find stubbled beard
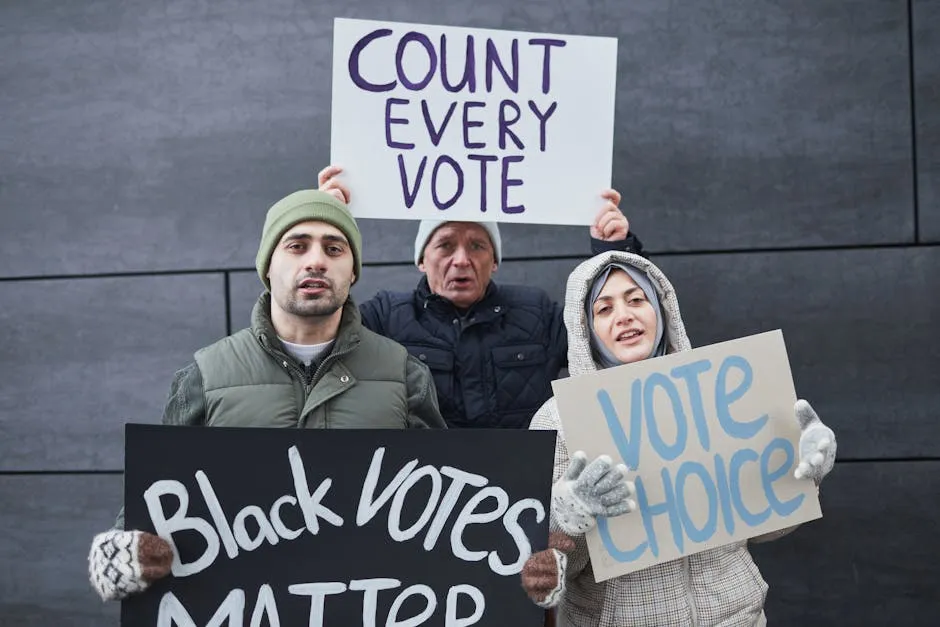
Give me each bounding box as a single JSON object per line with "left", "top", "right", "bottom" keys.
{"left": 284, "top": 291, "right": 343, "bottom": 317}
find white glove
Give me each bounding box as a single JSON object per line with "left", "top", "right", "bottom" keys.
{"left": 793, "top": 399, "right": 837, "bottom": 484}
{"left": 88, "top": 529, "right": 173, "bottom": 601}
{"left": 551, "top": 451, "right": 636, "bottom": 535}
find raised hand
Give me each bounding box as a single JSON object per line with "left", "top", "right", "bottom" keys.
{"left": 317, "top": 164, "right": 351, "bottom": 204}
{"left": 590, "top": 189, "right": 628, "bottom": 241}
{"left": 88, "top": 529, "right": 173, "bottom": 601}
{"left": 793, "top": 399, "right": 837, "bottom": 484}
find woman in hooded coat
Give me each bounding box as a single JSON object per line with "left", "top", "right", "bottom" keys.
{"left": 520, "top": 250, "right": 837, "bottom": 626}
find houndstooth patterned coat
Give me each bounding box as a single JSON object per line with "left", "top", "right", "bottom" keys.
{"left": 530, "top": 251, "right": 788, "bottom": 627}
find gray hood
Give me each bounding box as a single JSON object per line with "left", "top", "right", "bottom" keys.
{"left": 564, "top": 251, "right": 692, "bottom": 377}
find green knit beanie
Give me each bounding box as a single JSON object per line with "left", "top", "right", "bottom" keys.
{"left": 255, "top": 189, "right": 362, "bottom": 289}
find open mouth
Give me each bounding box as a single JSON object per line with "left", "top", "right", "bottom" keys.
{"left": 298, "top": 278, "right": 329, "bottom": 289}
{"left": 448, "top": 276, "right": 474, "bottom": 289}
{"left": 616, "top": 329, "right": 644, "bottom": 342}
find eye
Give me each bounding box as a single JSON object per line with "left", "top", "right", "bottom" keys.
{"left": 286, "top": 242, "right": 305, "bottom": 252}
{"left": 471, "top": 241, "right": 487, "bottom": 251}
{"left": 595, "top": 305, "right": 611, "bottom": 315}
{"left": 326, "top": 244, "right": 344, "bottom": 255}
{"left": 628, "top": 295, "right": 647, "bottom": 305}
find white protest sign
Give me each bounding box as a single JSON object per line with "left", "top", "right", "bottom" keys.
{"left": 330, "top": 17, "right": 617, "bottom": 225}
{"left": 552, "top": 330, "right": 822, "bottom": 582}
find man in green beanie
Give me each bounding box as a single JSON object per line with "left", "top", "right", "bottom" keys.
{"left": 86, "top": 189, "right": 446, "bottom": 603}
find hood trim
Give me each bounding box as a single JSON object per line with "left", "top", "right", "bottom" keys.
{"left": 564, "top": 251, "right": 692, "bottom": 377}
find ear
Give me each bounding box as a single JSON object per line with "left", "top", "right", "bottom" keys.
{"left": 417, "top": 261, "right": 428, "bottom": 274}
{"left": 491, "top": 261, "right": 498, "bottom": 273}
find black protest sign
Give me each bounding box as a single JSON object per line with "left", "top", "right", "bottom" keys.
{"left": 121, "top": 424, "right": 555, "bottom": 626}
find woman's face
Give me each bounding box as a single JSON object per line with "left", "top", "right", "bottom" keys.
{"left": 591, "top": 269, "right": 659, "bottom": 365}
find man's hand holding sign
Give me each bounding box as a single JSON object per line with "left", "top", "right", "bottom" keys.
{"left": 317, "top": 164, "right": 630, "bottom": 243}
{"left": 93, "top": 429, "right": 555, "bottom": 626}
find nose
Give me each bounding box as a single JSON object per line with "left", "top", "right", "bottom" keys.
{"left": 451, "top": 245, "right": 471, "bottom": 266}
{"left": 302, "top": 247, "right": 329, "bottom": 273}
{"left": 613, "top": 303, "right": 635, "bottom": 325}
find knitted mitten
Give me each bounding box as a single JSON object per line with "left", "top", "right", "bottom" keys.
{"left": 88, "top": 530, "right": 173, "bottom": 601}
{"left": 551, "top": 451, "right": 636, "bottom": 535}
{"left": 521, "top": 531, "right": 576, "bottom": 608}
{"left": 793, "top": 399, "right": 837, "bottom": 484}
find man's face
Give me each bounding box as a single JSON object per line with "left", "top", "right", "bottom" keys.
{"left": 418, "top": 222, "right": 497, "bottom": 309}
{"left": 267, "top": 220, "right": 355, "bottom": 320}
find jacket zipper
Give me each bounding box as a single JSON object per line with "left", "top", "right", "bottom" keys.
{"left": 683, "top": 556, "right": 699, "bottom": 626}
{"left": 261, "top": 346, "right": 307, "bottom": 425}
{"left": 259, "top": 341, "right": 355, "bottom": 427}
{"left": 306, "top": 344, "right": 357, "bottom": 428}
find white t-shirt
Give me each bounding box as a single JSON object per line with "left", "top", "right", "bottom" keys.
{"left": 278, "top": 337, "right": 335, "bottom": 367}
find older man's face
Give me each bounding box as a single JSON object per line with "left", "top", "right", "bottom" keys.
{"left": 418, "top": 222, "right": 497, "bottom": 309}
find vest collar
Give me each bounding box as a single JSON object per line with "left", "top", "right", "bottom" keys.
{"left": 252, "top": 291, "right": 362, "bottom": 358}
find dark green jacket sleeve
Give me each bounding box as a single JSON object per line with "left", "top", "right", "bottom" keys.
{"left": 113, "top": 362, "right": 206, "bottom": 529}
{"left": 404, "top": 354, "right": 447, "bottom": 429}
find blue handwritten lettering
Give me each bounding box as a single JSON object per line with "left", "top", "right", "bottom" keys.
{"left": 715, "top": 356, "right": 768, "bottom": 439}
{"left": 761, "top": 437, "right": 804, "bottom": 516}
{"left": 670, "top": 359, "right": 713, "bottom": 451}
{"left": 643, "top": 373, "right": 688, "bottom": 462}
{"left": 675, "top": 461, "right": 718, "bottom": 543}
{"left": 596, "top": 382, "right": 642, "bottom": 470}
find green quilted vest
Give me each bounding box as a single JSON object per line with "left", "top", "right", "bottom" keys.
{"left": 194, "top": 294, "right": 410, "bottom": 430}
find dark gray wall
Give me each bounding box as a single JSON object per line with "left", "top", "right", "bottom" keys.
{"left": 1, "top": 1, "right": 937, "bottom": 625}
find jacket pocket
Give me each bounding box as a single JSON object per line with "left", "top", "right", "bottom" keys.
{"left": 405, "top": 345, "right": 456, "bottom": 404}
{"left": 490, "top": 344, "right": 551, "bottom": 421}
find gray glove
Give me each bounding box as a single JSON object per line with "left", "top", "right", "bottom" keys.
{"left": 793, "top": 399, "right": 837, "bottom": 484}
{"left": 551, "top": 451, "right": 636, "bottom": 535}
{"left": 88, "top": 529, "right": 174, "bottom": 601}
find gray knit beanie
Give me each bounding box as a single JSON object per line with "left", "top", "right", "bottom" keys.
{"left": 413, "top": 220, "right": 502, "bottom": 266}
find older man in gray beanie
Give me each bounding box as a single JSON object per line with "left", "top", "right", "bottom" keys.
{"left": 317, "top": 165, "right": 646, "bottom": 432}
{"left": 86, "top": 188, "right": 446, "bottom": 603}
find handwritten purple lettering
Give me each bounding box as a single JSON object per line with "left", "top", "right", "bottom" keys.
{"left": 348, "top": 27, "right": 570, "bottom": 215}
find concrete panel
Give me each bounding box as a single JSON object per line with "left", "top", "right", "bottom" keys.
{"left": 0, "top": 0, "right": 606, "bottom": 279}
{"left": 0, "top": 0, "right": 914, "bottom": 280}
{"left": 751, "top": 461, "right": 940, "bottom": 626}
{"left": 611, "top": 0, "right": 913, "bottom": 250}
{"left": 914, "top": 0, "right": 940, "bottom": 240}
{"left": 656, "top": 247, "right": 940, "bottom": 460}
{"left": 0, "top": 274, "right": 227, "bottom": 471}
{"left": 0, "top": 474, "right": 122, "bottom": 627}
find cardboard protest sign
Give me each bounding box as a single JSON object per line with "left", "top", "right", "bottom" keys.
{"left": 121, "top": 426, "right": 555, "bottom": 626}
{"left": 552, "top": 330, "right": 822, "bottom": 582}
{"left": 330, "top": 17, "right": 618, "bottom": 225}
